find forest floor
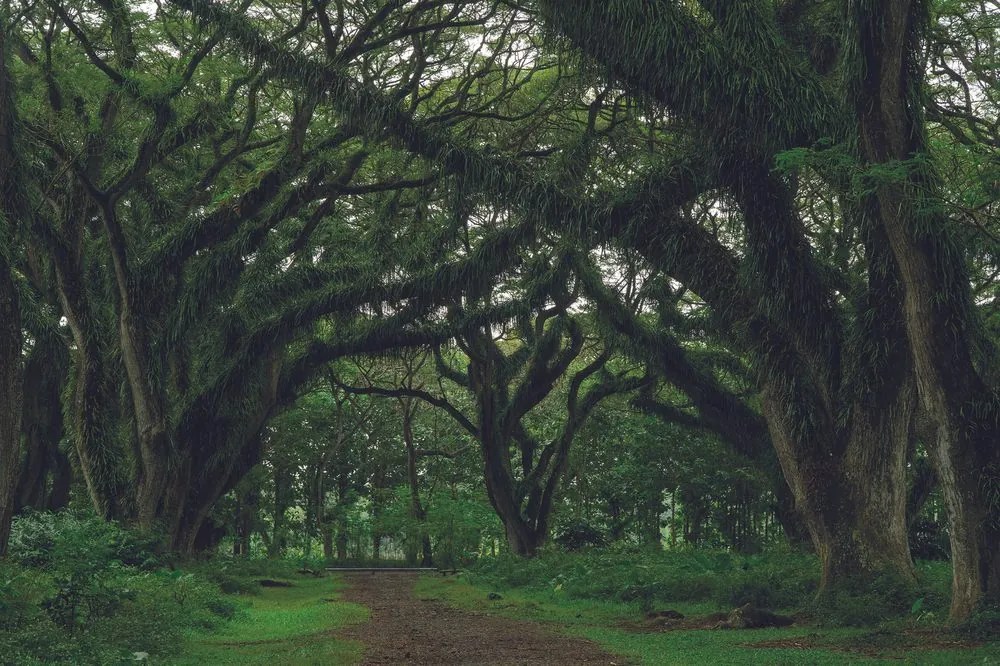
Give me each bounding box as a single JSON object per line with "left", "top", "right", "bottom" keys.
{"left": 171, "top": 574, "right": 367, "bottom": 664}
{"left": 337, "top": 572, "right": 622, "bottom": 664}
{"left": 416, "top": 576, "right": 1000, "bottom": 665}
{"left": 169, "top": 570, "right": 1000, "bottom": 665}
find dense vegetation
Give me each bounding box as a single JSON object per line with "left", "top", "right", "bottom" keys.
{"left": 0, "top": 0, "right": 998, "bottom": 662}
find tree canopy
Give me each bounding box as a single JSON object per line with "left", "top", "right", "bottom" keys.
{"left": 0, "top": 0, "right": 998, "bottom": 624}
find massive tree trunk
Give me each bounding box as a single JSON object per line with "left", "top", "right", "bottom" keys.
{"left": 477, "top": 399, "right": 543, "bottom": 556}
{"left": 852, "top": 0, "right": 1000, "bottom": 619}
{"left": 759, "top": 210, "right": 918, "bottom": 595}
{"left": 164, "top": 357, "right": 278, "bottom": 554}
{"left": 764, "top": 388, "right": 916, "bottom": 592}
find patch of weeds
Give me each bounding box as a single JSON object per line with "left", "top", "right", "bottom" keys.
{"left": 955, "top": 604, "right": 1000, "bottom": 641}
{"left": 810, "top": 573, "right": 920, "bottom": 627}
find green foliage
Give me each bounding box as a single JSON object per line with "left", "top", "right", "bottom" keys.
{"left": 809, "top": 572, "right": 922, "bottom": 627}
{"left": 0, "top": 512, "right": 243, "bottom": 664}
{"left": 469, "top": 548, "right": 818, "bottom": 612}
{"left": 420, "top": 575, "right": 1000, "bottom": 665}
{"left": 955, "top": 604, "right": 1000, "bottom": 641}
{"left": 554, "top": 521, "right": 607, "bottom": 550}
{"left": 469, "top": 548, "right": 956, "bottom": 626}
{"left": 9, "top": 510, "right": 162, "bottom": 570}
{"left": 171, "top": 575, "right": 366, "bottom": 665}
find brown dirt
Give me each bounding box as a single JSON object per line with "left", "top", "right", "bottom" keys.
{"left": 336, "top": 573, "right": 626, "bottom": 665}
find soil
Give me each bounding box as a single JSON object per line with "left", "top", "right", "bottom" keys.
{"left": 336, "top": 573, "right": 625, "bottom": 665}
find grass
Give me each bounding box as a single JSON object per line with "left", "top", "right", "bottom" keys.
{"left": 417, "top": 575, "right": 1000, "bottom": 665}
{"left": 170, "top": 574, "right": 367, "bottom": 665}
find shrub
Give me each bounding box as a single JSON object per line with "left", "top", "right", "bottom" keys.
{"left": 809, "top": 572, "right": 920, "bottom": 627}
{"left": 0, "top": 511, "right": 242, "bottom": 663}
{"left": 555, "top": 521, "right": 606, "bottom": 550}
{"left": 8, "top": 510, "right": 162, "bottom": 571}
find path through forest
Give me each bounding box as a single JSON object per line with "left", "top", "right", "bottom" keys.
{"left": 337, "top": 573, "right": 624, "bottom": 665}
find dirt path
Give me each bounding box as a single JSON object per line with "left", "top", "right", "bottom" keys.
{"left": 337, "top": 573, "right": 624, "bottom": 665}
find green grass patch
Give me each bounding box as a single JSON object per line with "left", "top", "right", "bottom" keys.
{"left": 170, "top": 574, "right": 367, "bottom": 665}
{"left": 419, "top": 574, "right": 1000, "bottom": 665}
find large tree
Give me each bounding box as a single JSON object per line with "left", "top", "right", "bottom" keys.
{"left": 167, "top": 0, "right": 1000, "bottom": 616}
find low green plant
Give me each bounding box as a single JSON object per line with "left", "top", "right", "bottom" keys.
{"left": 955, "top": 604, "right": 1000, "bottom": 641}
{"left": 468, "top": 547, "right": 950, "bottom": 625}
{"left": 0, "top": 511, "right": 245, "bottom": 663}
{"left": 469, "top": 548, "right": 805, "bottom": 609}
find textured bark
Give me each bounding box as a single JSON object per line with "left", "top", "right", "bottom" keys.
{"left": 101, "top": 202, "right": 170, "bottom": 530}
{"left": 118, "top": 302, "right": 171, "bottom": 529}
{"left": 476, "top": 395, "right": 542, "bottom": 556}
{"left": 852, "top": 0, "right": 1000, "bottom": 619}
{"left": 233, "top": 488, "right": 258, "bottom": 557}
{"left": 178, "top": 428, "right": 267, "bottom": 553}
{"left": 165, "top": 357, "right": 277, "bottom": 553}
{"left": 269, "top": 463, "right": 292, "bottom": 559}
{"left": 335, "top": 466, "right": 350, "bottom": 561}
{"left": 763, "top": 386, "right": 916, "bottom": 593}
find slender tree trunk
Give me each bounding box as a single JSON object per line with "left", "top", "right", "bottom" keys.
{"left": 15, "top": 336, "right": 67, "bottom": 512}
{"left": 0, "top": 264, "right": 21, "bottom": 556}
{"left": 371, "top": 462, "right": 385, "bottom": 563}
{"left": 269, "top": 463, "right": 291, "bottom": 559}
{"left": 54, "top": 262, "right": 124, "bottom": 519}
{"left": 336, "top": 467, "right": 349, "bottom": 561}
{"left": 322, "top": 524, "right": 334, "bottom": 560}
{"left": 0, "top": 29, "right": 24, "bottom": 555}
{"left": 401, "top": 401, "right": 433, "bottom": 566}
{"left": 240, "top": 489, "right": 258, "bottom": 557}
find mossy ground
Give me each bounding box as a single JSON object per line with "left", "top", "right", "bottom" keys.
{"left": 416, "top": 575, "right": 1000, "bottom": 665}
{"left": 170, "top": 574, "right": 367, "bottom": 665}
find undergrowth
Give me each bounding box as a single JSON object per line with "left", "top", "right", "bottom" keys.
{"left": 0, "top": 510, "right": 316, "bottom": 664}
{"left": 466, "top": 546, "right": 955, "bottom": 626}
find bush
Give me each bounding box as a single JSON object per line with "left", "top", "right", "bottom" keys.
{"left": 555, "top": 521, "right": 606, "bottom": 550}
{"left": 0, "top": 511, "right": 242, "bottom": 663}
{"left": 467, "top": 547, "right": 956, "bottom": 627}
{"left": 8, "top": 510, "right": 162, "bottom": 570}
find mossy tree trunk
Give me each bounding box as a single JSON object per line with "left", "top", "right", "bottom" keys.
{"left": 534, "top": 0, "right": 920, "bottom": 593}
{"left": 0, "top": 24, "right": 24, "bottom": 556}
{"left": 850, "top": 0, "right": 1000, "bottom": 619}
